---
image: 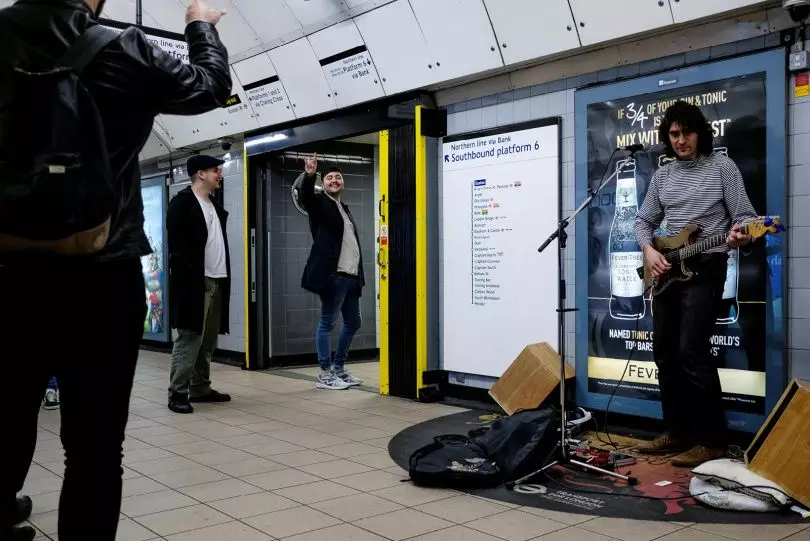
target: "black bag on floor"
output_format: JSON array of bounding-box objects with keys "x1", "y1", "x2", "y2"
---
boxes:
[
  {"x1": 470, "y1": 407, "x2": 560, "y2": 482},
  {"x1": 409, "y1": 435, "x2": 502, "y2": 488}
]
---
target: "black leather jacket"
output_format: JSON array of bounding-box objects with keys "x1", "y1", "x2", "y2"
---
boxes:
[{"x1": 0, "y1": 0, "x2": 232, "y2": 262}]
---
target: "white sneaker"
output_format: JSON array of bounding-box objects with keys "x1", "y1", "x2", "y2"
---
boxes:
[
  {"x1": 316, "y1": 372, "x2": 351, "y2": 390},
  {"x1": 336, "y1": 370, "x2": 363, "y2": 387}
]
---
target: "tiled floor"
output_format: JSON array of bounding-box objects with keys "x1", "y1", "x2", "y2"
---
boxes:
[{"x1": 23, "y1": 351, "x2": 810, "y2": 541}]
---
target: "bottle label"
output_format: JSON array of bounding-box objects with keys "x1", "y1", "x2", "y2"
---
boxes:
[
  {"x1": 722, "y1": 249, "x2": 738, "y2": 299},
  {"x1": 611, "y1": 252, "x2": 644, "y2": 297}
]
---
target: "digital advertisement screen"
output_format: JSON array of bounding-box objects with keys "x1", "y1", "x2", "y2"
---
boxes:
[
  {"x1": 141, "y1": 179, "x2": 168, "y2": 342},
  {"x1": 441, "y1": 119, "x2": 561, "y2": 378},
  {"x1": 574, "y1": 49, "x2": 786, "y2": 432}
]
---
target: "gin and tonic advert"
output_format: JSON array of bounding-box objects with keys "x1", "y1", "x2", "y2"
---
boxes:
[{"x1": 584, "y1": 73, "x2": 781, "y2": 414}]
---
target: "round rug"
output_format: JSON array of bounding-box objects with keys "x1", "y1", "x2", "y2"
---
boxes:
[{"x1": 388, "y1": 409, "x2": 804, "y2": 524}]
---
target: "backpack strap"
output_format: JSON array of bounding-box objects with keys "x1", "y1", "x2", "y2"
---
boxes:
[{"x1": 58, "y1": 25, "x2": 121, "y2": 75}]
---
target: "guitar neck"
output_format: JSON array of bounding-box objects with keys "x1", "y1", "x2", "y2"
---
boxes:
[{"x1": 665, "y1": 224, "x2": 746, "y2": 263}]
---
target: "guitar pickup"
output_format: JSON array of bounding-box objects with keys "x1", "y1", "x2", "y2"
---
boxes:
[{"x1": 636, "y1": 266, "x2": 644, "y2": 279}]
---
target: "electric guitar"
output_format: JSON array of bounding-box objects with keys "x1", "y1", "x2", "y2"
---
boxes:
[{"x1": 635, "y1": 216, "x2": 785, "y2": 297}]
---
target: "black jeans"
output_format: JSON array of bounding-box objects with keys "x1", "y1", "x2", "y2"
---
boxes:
[
  {"x1": 652, "y1": 254, "x2": 727, "y2": 447},
  {"x1": 0, "y1": 259, "x2": 145, "y2": 540}
]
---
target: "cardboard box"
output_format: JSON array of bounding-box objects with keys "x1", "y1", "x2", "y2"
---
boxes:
[{"x1": 489, "y1": 342, "x2": 574, "y2": 415}]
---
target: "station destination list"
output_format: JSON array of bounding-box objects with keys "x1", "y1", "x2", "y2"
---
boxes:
[{"x1": 471, "y1": 178, "x2": 521, "y2": 306}]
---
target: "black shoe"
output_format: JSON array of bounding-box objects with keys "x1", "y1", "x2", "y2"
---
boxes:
[
  {"x1": 9, "y1": 497, "x2": 31, "y2": 526},
  {"x1": 0, "y1": 525, "x2": 36, "y2": 541},
  {"x1": 189, "y1": 390, "x2": 231, "y2": 403},
  {"x1": 168, "y1": 394, "x2": 194, "y2": 414}
]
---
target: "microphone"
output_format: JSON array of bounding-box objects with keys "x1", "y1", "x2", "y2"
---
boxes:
[{"x1": 616, "y1": 144, "x2": 646, "y2": 152}]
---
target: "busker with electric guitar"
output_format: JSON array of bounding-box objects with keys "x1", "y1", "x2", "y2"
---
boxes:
[{"x1": 633, "y1": 101, "x2": 782, "y2": 468}]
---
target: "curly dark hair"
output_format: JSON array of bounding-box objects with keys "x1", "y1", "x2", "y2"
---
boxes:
[{"x1": 658, "y1": 100, "x2": 714, "y2": 158}]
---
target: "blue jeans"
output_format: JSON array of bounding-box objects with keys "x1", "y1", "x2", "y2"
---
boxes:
[
  {"x1": 47, "y1": 377, "x2": 58, "y2": 391},
  {"x1": 316, "y1": 275, "x2": 362, "y2": 371}
]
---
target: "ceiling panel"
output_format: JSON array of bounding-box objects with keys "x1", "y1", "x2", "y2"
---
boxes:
[
  {"x1": 354, "y1": 0, "x2": 437, "y2": 95},
  {"x1": 285, "y1": 0, "x2": 350, "y2": 26},
  {"x1": 268, "y1": 38, "x2": 337, "y2": 118},
  {"x1": 484, "y1": 0, "x2": 581, "y2": 66},
  {"x1": 409, "y1": 0, "x2": 502, "y2": 81},
  {"x1": 308, "y1": 19, "x2": 364, "y2": 58},
  {"x1": 308, "y1": 20, "x2": 385, "y2": 108},
  {"x1": 217, "y1": 67, "x2": 261, "y2": 133},
  {"x1": 232, "y1": 0, "x2": 302, "y2": 43},
  {"x1": 671, "y1": 0, "x2": 767, "y2": 23},
  {"x1": 177, "y1": 0, "x2": 261, "y2": 56},
  {"x1": 159, "y1": 67, "x2": 258, "y2": 147},
  {"x1": 233, "y1": 54, "x2": 296, "y2": 126},
  {"x1": 139, "y1": 131, "x2": 172, "y2": 161},
  {"x1": 143, "y1": 0, "x2": 187, "y2": 34},
  {"x1": 569, "y1": 0, "x2": 674, "y2": 46},
  {"x1": 100, "y1": 0, "x2": 137, "y2": 23}
]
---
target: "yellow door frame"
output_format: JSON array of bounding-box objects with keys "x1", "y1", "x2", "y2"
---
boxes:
[
  {"x1": 414, "y1": 106, "x2": 428, "y2": 396},
  {"x1": 378, "y1": 131, "x2": 390, "y2": 395}
]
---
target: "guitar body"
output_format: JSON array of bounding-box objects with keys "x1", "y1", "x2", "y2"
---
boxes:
[
  {"x1": 644, "y1": 224, "x2": 701, "y2": 297},
  {"x1": 635, "y1": 216, "x2": 784, "y2": 298}
]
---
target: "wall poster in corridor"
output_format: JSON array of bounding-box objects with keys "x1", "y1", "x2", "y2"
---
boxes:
[
  {"x1": 141, "y1": 177, "x2": 168, "y2": 342},
  {"x1": 574, "y1": 50, "x2": 786, "y2": 432}
]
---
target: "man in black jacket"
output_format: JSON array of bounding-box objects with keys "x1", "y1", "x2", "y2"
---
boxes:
[
  {"x1": 0, "y1": 1, "x2": 231, "y2": 539},
  {"x1": 296, "y1": 153, "x2": 365, "y2": 391},
  {"x1": 166, "y1": 155, "x2": 232, "y2": 414}
]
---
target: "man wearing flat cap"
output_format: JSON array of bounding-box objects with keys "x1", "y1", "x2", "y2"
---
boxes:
[{"x1": 166, "y1": 155, "x2": 232, "y2": 414}]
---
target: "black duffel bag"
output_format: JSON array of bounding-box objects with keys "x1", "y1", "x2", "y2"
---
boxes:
[
  {"x1": 470, "y1": 407, "x2": 560, "y2": 482},
  {"x1": 408, "y1": 434, "x2": 503, "y2": 489}
]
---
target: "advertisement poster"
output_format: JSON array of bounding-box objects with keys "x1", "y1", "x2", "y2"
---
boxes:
[
  {"x1": 441, "y1": 120, "x2": 561, "y2": 378},
  {"x1": 575, "y1": 51, "x2": 786, "y2": 431},
  {"x1": 141, "y1": 180, "x2": 168, "y2": 342}
]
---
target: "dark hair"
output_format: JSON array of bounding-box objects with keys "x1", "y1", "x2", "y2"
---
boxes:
[
  {"x1": 324, "y1": 167, "x2": 343, "y2": 175},
  {"x1": 658, "y1": 100, "x2": 714, "y2": 158}
]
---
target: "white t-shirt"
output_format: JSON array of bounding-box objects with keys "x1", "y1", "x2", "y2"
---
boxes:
[{"x1": 195, "y1": 194, "x2": 228, "y2": 279}]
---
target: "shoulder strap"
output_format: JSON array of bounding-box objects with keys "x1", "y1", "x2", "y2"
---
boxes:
[{"x1": 58, "y1": 25, "x2": 120, "y2": 75}]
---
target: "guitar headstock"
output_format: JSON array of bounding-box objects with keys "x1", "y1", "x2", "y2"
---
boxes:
[{"x1": 744, "y1": 216, "x2": 786, "y2": 240}]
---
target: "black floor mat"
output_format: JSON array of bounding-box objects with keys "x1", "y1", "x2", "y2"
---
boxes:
[{"x1": 388, "y1": 410, "x2": 805, "y2": 524}]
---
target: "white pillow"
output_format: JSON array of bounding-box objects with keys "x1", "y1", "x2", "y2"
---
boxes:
[
  {"x1": 692, "y1": 458, "x2": 790, "y2": 507},
  {"x1": 690, "y1": 477, "x2": 781, "y2": 513}
]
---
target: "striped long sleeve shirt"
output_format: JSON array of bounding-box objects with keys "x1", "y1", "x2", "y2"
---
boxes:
[{"x1": 634, "y1": 153, "x2": 757, "y2": 254}]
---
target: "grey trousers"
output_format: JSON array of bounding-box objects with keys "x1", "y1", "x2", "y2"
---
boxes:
[{"x1": 169, "y1": 278, "x2": 222, "y2": 399}]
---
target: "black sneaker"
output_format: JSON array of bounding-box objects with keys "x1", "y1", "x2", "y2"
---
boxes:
[
  {"x1": 0, "y1": 525, "x2": 35, "y2": 541},
  {"x1": 189, "y1": 390, "x2": 231, "y2": 403},
  {"x1": 168, "y1": 393, "x2": 194, "y2": 414},
  {"x1": 8, "y1": 497, "x2": 31, "y2": 526}
]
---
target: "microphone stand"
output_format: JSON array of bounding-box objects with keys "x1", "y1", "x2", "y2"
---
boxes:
[{"x1": 512, "y1": 149, "x2": 642, "y2": 488}]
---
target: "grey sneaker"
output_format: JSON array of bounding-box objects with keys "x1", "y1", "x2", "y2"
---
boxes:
[
  {"x1": 317, "y1": 372, "x2": 351, "y2": 390},
  {"x1": 336, "y1": 370, "x2": 363, "y2": 386},
  {"x1": 43, "y1": 388, "x2": 60, "y2": 410}
]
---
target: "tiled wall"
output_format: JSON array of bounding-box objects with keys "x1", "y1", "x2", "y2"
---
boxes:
[
  {"x1": 788, "y1": 71, "x2": 810, "y2": 381},
  {"x1": 268, "y1": 143, "x2": 378, "y2": 357},
  {"x1": 442, "y1": 34, "x2": 808, "y2": 384}
]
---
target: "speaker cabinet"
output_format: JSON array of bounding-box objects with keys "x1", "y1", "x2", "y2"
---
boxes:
[
  {"x1": 489, "y1": 342, "x2": 574, "y2": 415},
  {"x1": 745, "y1": 379, "x2": 810, "y2": 508}
]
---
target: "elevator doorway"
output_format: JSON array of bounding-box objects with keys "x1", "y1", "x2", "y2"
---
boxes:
[
  {"x1": 263, "y1": 135, "x2": 382, "y2": 391},
  {"x1": 243, "y1": 97, "x2": 444, "y2": 399}
]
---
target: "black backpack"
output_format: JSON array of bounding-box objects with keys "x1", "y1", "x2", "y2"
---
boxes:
[
  {"x1": 409, "y1": 435, "x2": 503, "y2": 489},
  {"x1": 0, "y1": 25, "x2": 121, "y2": 256},
  {"x1": 470, "y1": 407, "x2": 560, "y2": 482}
]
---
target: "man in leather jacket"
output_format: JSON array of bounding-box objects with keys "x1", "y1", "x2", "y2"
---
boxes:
[{"x1": 0, "y1": 1, "x2": 231, "y2": 539}]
